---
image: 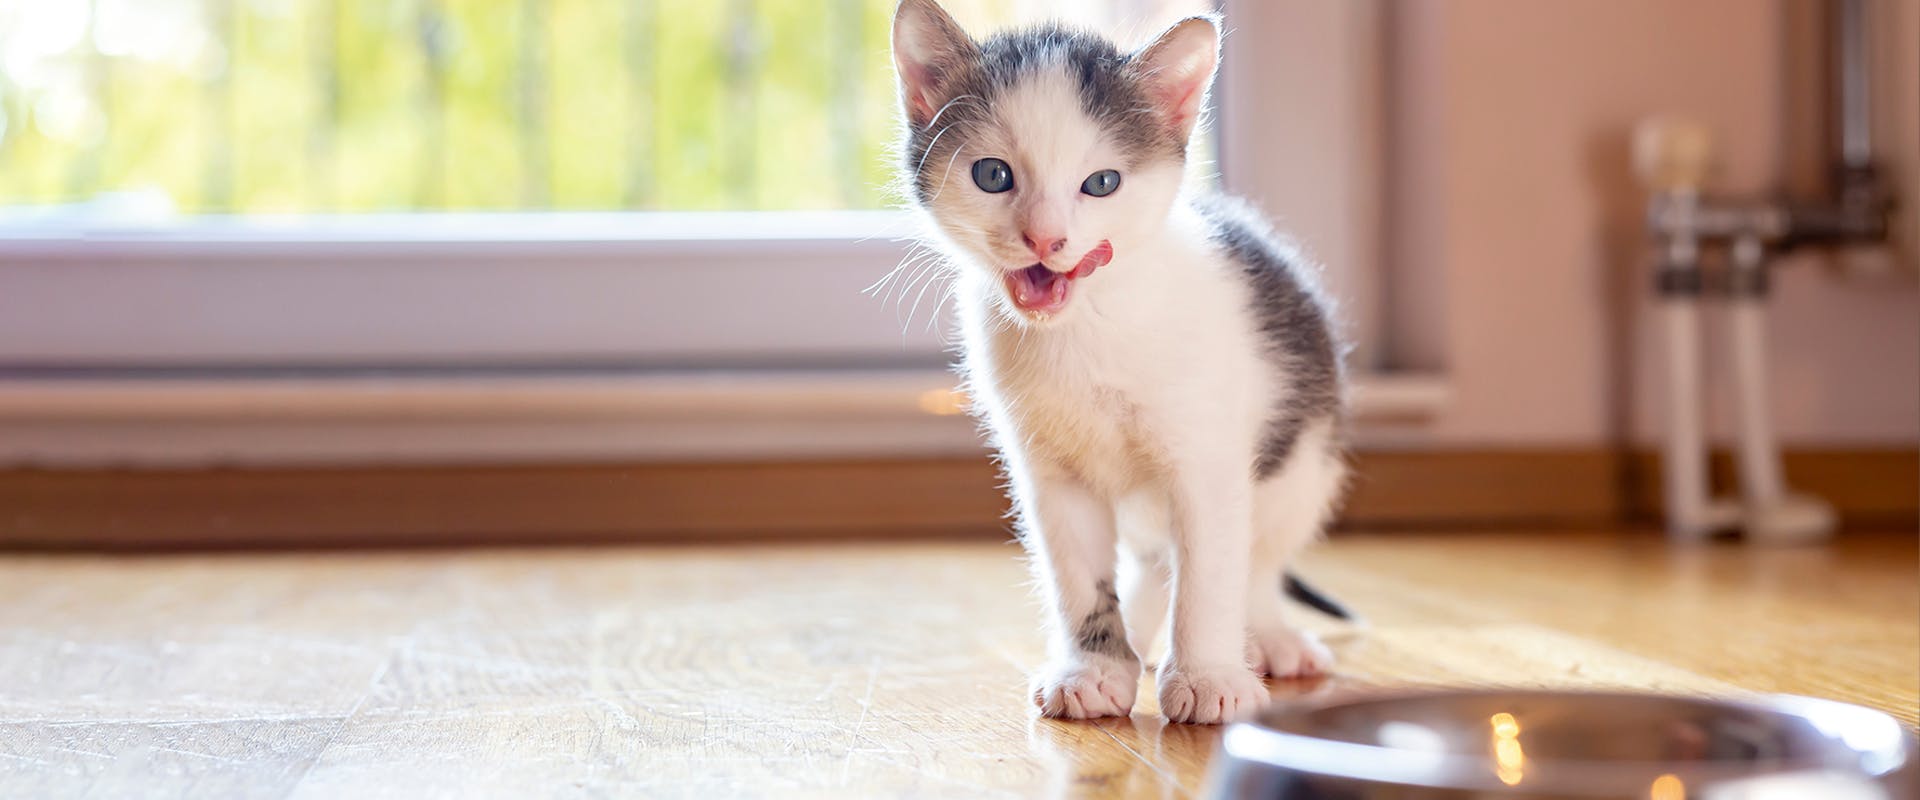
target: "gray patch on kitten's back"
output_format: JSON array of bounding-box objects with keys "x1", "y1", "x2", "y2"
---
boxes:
[
  {"x1": 903, "y1": 24, "x2": 1183, "y2": 205},
  {"x1": 1191, "y1": 193, "x2": 1347, "y2": 479}
]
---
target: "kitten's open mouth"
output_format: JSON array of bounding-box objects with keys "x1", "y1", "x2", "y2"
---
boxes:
[{"x1": 1003, "y1": 241, "x2": 1113, "y2": 316}]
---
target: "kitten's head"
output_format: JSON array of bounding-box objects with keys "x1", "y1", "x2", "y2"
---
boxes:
[{"x1": 891, "y1": 0, "x2": 1219, "y2": 324}]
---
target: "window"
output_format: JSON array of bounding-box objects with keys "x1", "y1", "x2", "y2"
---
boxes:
[{"x1": 1, "y1": 0, "x2": 1210, "y2": 215}]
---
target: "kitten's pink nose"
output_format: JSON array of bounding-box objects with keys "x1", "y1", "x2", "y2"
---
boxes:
[{"x1": 1022, "y1": 231, "x2": 1067, "y2": 262}]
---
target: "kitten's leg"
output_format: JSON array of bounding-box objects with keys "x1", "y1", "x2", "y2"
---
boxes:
[
  {"x1": 1114, "y1": 490, "x2": 1172, "y2": 663},
  {"x1": 1014, "y1": 467, "x2": 1140, "y2": 719},
  {"x1": 1115, "y1": 544, "x2": 1170, "y2": 665},
  {"x1": 1246, "y1": 572, "x2": 1333, "y2": 678},
  {"x1": 1157, "y1": 461, "x2": 1267, "y2": 725},
  {"x1": 1247, "y1": 422, "x2": 1345, "y2": 678}
]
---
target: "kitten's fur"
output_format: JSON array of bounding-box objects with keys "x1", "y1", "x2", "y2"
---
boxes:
[{"x1": 891, "y1": 0, "x2": 1348, "y2": 725}]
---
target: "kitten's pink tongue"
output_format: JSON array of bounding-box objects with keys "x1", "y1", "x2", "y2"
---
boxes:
[
  {"x1": 1070, "y1": 240, "x2": 1114, "y2": 279},
  {"x1": 1004, "y1": 240, "x2": 1114, "y2": 314}
]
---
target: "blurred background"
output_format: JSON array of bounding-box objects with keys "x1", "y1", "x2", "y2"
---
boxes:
[{"x1": 0, "y1": 0, "x2": 1913, "y2": 545}]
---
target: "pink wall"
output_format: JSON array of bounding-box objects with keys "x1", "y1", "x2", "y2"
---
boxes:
[{"x1": 1384, "y1": 0, "x2": 1919, "y2": 448}]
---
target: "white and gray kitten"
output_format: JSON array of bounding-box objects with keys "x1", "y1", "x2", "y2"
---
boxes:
[{"x1": 891, "y1": 0, "x2": 1350, "y2": 725}]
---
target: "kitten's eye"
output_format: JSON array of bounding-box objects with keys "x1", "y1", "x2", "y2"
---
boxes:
[
  {"x1": 971, "y1": 158, "x2": 1014, "y2": 193},
  {"x1": 1081, "y1": 169, "x2": 1121, "y2": 197}
]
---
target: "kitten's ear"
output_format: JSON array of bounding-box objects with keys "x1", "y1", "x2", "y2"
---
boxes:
[
  {"x1": 892, "y1": 0, "x2": 977, "y2": 127},
  {"x1": 1132, "y1": 16, "x2": 1221, "y2": 141}
]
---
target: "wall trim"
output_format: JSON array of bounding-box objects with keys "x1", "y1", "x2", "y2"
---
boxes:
[{"x1": 3, "y1": 448, "x2": 1907, "y2": 549}]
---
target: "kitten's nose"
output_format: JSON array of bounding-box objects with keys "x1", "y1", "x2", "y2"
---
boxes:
[{"x1": 1022, "y1": 231, "x2": 1066, "y2": 262}]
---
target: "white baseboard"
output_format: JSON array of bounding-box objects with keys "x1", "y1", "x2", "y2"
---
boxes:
[{"x1": 0, "y1": 368, "x2": 1446, "y2": 467}]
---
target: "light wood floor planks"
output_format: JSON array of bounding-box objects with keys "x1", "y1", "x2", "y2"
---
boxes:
[{"x1": 1, "y1": 531, "x2": 1913, "y2": 798}]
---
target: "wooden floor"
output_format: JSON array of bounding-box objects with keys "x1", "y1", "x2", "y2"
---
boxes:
[{"x1": 1, "y1": 531, "x2": 1913, "y2": 798}]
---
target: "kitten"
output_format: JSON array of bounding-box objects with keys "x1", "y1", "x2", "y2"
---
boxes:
[{"x1": 890, "y1": 0, "x2": 1350, "y2": 725}]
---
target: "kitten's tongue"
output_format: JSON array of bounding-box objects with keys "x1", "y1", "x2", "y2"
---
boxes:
[
  {"x1": 1070, "y1": 240, "x2": 1114, "y2": 278},
  {"x1": 1004, "y1": 240, "x2": 1114, "y2": 314}
]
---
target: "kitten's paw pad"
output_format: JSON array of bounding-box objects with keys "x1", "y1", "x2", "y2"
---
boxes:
[
  {"x1": 1030, "y1": 658, "x2": 1139, "y2": 719},
  {"x1": 1157, "y1": 664, "x2": 1268, "y2": 725},
  {"x1": 1249, "y1": 626, "x2": 1334, "y2": 679}
]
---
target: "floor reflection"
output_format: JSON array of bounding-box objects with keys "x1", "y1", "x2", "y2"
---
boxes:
[{"x1": 1025, "y1": 671, "x2": 1350, "y2": 799}]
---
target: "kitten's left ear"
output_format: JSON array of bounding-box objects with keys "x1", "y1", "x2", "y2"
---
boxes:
[{"x1": 1132, "y1": 16, "x2": 1221, "y2": 141}]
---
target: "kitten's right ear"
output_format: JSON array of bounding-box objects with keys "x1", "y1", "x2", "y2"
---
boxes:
[{"x1": 892, "y1": 0, "x2": 976, "y2": 128}]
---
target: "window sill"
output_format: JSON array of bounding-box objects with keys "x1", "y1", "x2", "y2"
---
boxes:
[{"x1": 0, "y1": 211, "x2": 949, "y2": 366}]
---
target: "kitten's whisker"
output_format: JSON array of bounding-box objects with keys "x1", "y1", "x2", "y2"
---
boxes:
[
  {"x1": 875, "y1": 247, "x2": 940, "y2": 301},
  {"x1": 893, "y1": 253, "x2": 945, "y2": 324},
  {"x1": 864, "y1": 253, "x2": 917, "y2": 298},
  {"x1": 926, "y1": 139, "x2": 974, "y2": 203},
  {"x1": 923, "y1": 94, "x2": 982, "y2": 133},
  {"x1": 912, "y1": 121, "x2": 963, "y2": 178},
  {"x1": 911, "y1": 95, "x2": 982, "y2": 178},
  {"x1": 905, "y1": 264, "x2": 952, "y2": 332},
  {"x1": 923, "y1": 278, "x2": 959, "y2": 334},
  {"x1": 898, "y1": 265, "x2": 938, "y2": 315},
  {"x1": 869, "y1": 255, "x2": 926, "y2": 306}
]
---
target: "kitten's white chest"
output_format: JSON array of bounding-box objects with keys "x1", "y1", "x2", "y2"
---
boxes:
[{"x1": 974, "y1": 320, "x2": 1165, "y2": 494}]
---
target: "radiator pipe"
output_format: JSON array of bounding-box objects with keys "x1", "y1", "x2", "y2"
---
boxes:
[
  {"x1": 1833, "y1": 0, "x2": 1873, "y2": 172},
  {"x1": 1632, "y1": 0, "x2": 1893, "y2": 543}
]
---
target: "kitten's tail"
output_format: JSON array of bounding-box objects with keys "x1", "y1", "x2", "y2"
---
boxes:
[{"x1": 1283, "y1": 571, "x2": 1360, "y2": 623}]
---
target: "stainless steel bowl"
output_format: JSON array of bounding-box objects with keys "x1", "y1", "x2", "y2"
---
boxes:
[{"x1": 1205, "y1": 689, "x2": 1916, "y2": 799}]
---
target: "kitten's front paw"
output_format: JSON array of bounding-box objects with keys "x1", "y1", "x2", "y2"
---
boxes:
[
  {"x1": 1157, "y1": 663, "x2": 1268, "y2": 724},
  {"x1": 1030, "y1": 657, "x2": 1140, "y2": 719},
  {"x1": 1248, "y1": 625, "x2": 1334, "y2": 679}
]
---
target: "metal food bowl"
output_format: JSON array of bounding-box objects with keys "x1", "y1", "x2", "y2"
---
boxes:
[{"x1": 1205, "y1": 689, "x2": 1915, "y2": 799}]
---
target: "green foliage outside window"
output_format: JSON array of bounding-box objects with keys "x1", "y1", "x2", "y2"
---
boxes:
[{"x1": 0, "y1": 0, "x2": 904, "y2": 213}]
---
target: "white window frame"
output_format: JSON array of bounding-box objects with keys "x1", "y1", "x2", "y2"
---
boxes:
[{"x1": 0, "y1": 1, "x2": 1441, "y2": 466}]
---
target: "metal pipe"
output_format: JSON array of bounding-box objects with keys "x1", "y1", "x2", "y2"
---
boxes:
[
  {"x1": 1658, "y1": 284, "x2": 1713, "y2": 539},
  {"x1": 1724, "y1": 236, "x2": 1785, "y2": 510},
  {"x1": 1833, "y1": 0, "x2": 1874, "y2": 171}
]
